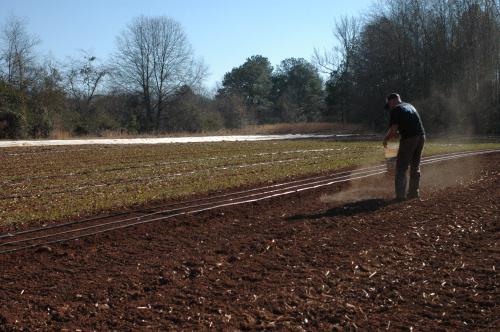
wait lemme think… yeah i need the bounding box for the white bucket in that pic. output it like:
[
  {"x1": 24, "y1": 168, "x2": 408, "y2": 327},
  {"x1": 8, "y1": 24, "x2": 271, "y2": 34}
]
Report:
[
  {"x1": 384, "y1": 145, "x2": 398, "y2": 158},
  {"x1": 384, "y1": 145, "x2": 398, "y2": 175}
]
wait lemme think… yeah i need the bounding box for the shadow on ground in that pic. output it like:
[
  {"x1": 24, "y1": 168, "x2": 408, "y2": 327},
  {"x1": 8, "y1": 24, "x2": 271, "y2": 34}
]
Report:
[{"x1": 287, "y1": 198, "x2": 392, "y2": 221}]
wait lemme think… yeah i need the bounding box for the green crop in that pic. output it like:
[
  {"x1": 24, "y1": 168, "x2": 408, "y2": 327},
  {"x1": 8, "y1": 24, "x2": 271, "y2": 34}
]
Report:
[{"x1": 0, "y1": 139, "x2": 498, "y2": 226}]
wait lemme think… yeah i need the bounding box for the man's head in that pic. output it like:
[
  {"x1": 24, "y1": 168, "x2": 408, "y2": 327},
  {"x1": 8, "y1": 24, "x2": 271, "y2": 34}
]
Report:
[{"x1": 384, "y1": 93, "x2": 401, "y2": 110}]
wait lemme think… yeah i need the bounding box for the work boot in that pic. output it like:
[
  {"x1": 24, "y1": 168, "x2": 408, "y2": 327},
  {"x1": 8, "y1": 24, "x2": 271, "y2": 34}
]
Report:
[{"x1": 407, "y1": 191, "x2": 419, "y2": 199}]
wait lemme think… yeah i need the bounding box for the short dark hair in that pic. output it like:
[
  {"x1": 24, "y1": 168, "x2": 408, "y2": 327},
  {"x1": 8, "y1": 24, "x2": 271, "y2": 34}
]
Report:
[
  {"x1": 386, "y1": 93, "x2": 400, "y2": 101},
  {"x1": 384, "y1": 93, "x2": 401, "y2": 109}
]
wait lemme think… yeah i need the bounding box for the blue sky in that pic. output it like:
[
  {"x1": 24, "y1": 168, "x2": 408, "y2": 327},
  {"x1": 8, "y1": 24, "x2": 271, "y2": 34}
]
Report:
[{"x1": 0, "y1": 0, "x2": 374, "y2": 89}]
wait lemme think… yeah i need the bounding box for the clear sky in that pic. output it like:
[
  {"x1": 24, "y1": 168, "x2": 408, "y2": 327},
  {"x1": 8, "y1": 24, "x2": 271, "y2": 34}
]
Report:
[{"x1": 0, "y1": 0, "x2": 374, "y2": 89}]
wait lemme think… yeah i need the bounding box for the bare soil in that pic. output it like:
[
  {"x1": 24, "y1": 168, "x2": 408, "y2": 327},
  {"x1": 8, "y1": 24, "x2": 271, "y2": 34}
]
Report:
[{"x1": 0, "y1": 154, "x2": 498, "y2": 331}]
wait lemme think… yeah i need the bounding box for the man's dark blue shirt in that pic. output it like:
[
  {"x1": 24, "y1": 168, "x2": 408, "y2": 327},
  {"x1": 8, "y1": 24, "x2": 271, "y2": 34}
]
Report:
[{"x1": 389, "y1": 102, "x2": 425, "y2": 140}]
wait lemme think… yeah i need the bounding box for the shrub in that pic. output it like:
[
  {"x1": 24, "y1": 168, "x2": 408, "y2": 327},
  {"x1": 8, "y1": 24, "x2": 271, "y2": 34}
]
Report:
[{"x1": 0, "y1": 109, "x2": 26, "y2": 139}]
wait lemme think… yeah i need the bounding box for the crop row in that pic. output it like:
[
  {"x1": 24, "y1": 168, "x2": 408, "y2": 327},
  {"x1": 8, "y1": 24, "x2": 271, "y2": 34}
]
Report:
[{"x1": 0, "y1": 140, "x2": 499, "y2": 226}]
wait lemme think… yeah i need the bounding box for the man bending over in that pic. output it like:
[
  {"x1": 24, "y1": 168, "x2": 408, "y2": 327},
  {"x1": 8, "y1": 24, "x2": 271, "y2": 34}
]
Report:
[{"x1": 383, "y1": 93, "x2": 426, "y2": 201}]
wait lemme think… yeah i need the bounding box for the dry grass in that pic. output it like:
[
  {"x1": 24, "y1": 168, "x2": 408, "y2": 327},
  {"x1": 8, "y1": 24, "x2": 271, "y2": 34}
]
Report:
[
  {"x1": 48, "y1": 130, "x2": 73, "y2": 140},
  {"x1": 45, "y1": 122, "x2": 369, "y2": 140},
  {"x1": 223, "y1": 122, "x2": 368, "y2": 135}
]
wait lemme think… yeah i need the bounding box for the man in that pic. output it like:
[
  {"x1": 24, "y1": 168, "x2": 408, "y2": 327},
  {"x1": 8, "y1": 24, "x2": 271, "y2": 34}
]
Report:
[{"x1": 383, "y1": 93, "x2": 425, "y2": 201}]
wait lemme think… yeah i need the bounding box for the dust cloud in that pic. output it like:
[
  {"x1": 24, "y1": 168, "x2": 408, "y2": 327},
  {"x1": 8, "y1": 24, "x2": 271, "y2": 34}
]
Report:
[
  {"x1": 320, "y1": 167, "x2": 393, "y2": 205},
  {"x1": 320, "y1": 154, "x2": 483, "y2": 205}
]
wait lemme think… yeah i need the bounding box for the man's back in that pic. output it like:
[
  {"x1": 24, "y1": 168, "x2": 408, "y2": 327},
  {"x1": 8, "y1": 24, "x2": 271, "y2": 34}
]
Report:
[{"x1": 390, "y1": 102, "x2": 425, "y2": 140}]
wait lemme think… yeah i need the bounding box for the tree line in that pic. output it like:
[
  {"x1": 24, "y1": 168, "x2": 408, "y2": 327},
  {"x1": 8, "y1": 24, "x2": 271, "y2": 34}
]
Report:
[
  {"x1": 0, "y1": 14, "x2": 325, "y2": 139},
  {"x1": 318, "y1": 0, "x2": 500, "y2": 134},
  {"x1": 1, "y1": 0, "x2": 499, "y2": 139}
]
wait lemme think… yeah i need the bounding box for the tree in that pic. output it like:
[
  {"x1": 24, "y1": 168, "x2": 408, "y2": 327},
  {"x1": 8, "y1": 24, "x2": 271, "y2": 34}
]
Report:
[
  {"x1": 272, "y1": 58, "x2": 324, "y2": 122},
  {"x1": 214, "y1": 94, "x2": 247, "y2": 129},
  {"x1": 314, "y1": 16, "x2": 361, "y2": 123},
  {"x1": 0, "y1": 15, "x2": 39, "y2": 91},
  {"x1": 27, "y1": 59, "x2": 66, "y2": 137},
  {"x1": 318, "y1": 0, "x2": 500, "y2": 133},
  {"x1": 162, "y1": 85, "x2": 223, "y2": 132},
  {"x1": 217, "y1": 55, "x2": 274, "y2": 123},
  {"x1": 113, "y1": 15, "x2": 207, "y2": 131},
  {"x1": 313, "y1": 15, "x2": 361, "y2": 75},
  {"x1": 0, "y1": 80, "x2": 27, "y2": 138},
  {"x1": 0, "y1": 17, "x2": 69, "y2": 138},
  {"x1": 66, "y1": 51, "x2": 108, "y2": 113},
  {"x1": 62, "y1": 51, "x2": 109, "y2": 134}
]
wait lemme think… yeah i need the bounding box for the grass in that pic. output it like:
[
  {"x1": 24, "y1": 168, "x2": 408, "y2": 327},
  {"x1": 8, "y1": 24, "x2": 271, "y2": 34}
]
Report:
[
  {"x1": 222, "y1": 122, "x2": 368, "y2": 135},
  {"x1": 47, "y1": 122, "x2": 368, "y2": 140},
  {"x1": 1, "y1": 139, "x2": 499, "y2": 226}
]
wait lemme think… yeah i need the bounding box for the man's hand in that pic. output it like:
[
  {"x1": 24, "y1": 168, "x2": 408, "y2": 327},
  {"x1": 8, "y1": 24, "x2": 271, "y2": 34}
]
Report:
[{"x1": 383, "y1": 124, "x2": 399, "y2": 148}]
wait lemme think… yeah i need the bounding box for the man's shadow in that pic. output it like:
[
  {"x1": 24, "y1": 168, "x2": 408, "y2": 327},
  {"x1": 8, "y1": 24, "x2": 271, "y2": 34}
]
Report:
[{"x1": 287, "y1": 198, "x2": 392, "y2": 221}]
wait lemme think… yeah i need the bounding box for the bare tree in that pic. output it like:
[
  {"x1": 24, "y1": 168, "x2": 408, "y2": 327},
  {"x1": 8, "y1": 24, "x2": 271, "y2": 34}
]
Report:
[
  {"x1": 113, "y1": 15, "x2": 208, "y2": 131},
  {"x1": 65, "y1": 50, "x2": 109, "y2": 113},
  {"x1": 313, "y1": 16, "x2": 361, "y2": 74},
  {"x1": 320, "y1": 0, "x2": 500, "y2": 132},
  {"x1": 313, "y1": 16, "x2": 361, "y2": 123},
  {"x1": 0, "y1": 15, "x2": 40, "y2": 90},
  {"x1": 313, "y1": 45, "x2": 341, "y2": 75}
]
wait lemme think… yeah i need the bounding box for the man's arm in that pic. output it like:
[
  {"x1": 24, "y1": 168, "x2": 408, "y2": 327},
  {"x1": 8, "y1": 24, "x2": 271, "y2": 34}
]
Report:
[{"x1": 383, "y1": 124, "x2": 398, "y2": 148}]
